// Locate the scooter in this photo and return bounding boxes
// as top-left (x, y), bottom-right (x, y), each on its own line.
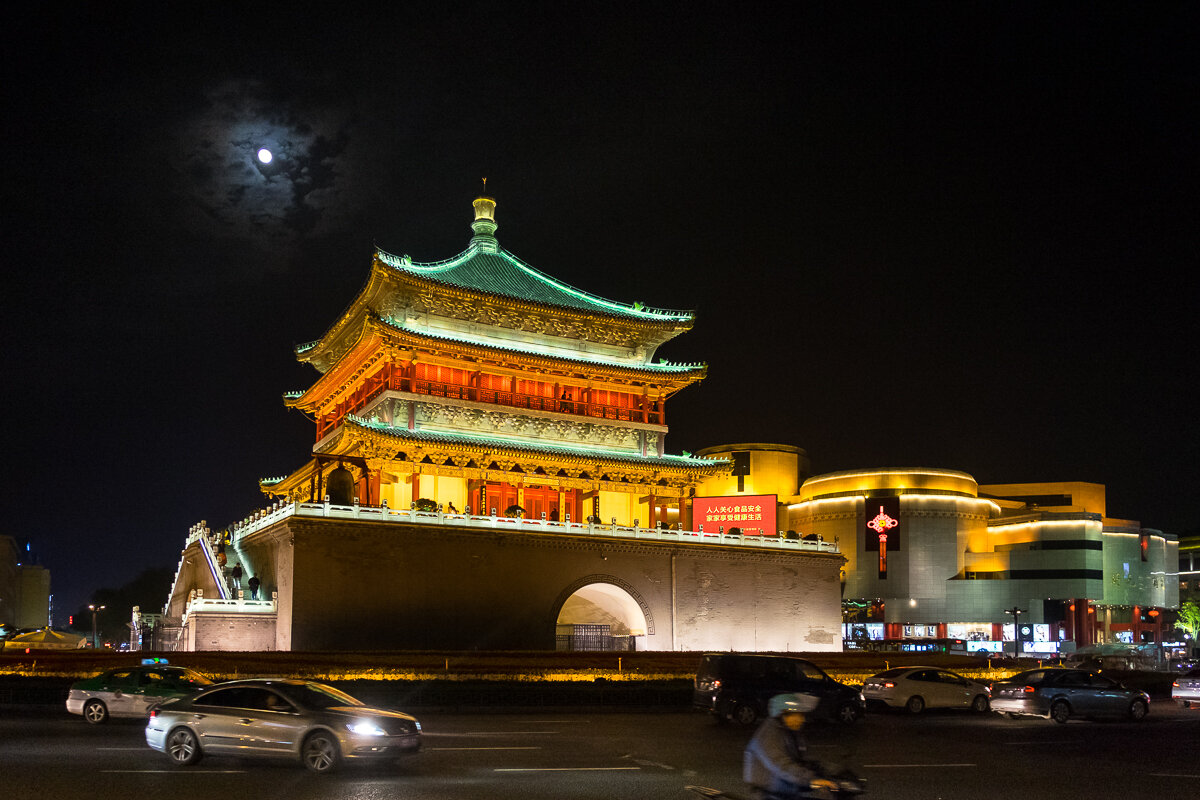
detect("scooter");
top-left (686, 770), bottom-right (866, 800)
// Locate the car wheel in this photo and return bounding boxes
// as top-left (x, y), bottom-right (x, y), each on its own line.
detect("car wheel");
top-left (83, 699), bottom-right (108, 725)
top-left (970, 694), bottom-right (990, 713)
top-left (166, 727), bottom-right (202, 766)
top-left (732, 702), bottom-right (760, 726)
top-left (302, 731), bottom-right (341, 774)
top-left (1129, 699), bottom-right (1148, 721)
top-left (835, 701), bottom-right (861, 724)
top-left (1050, 700), bottom-right (1071, 724)
top-left (905, 695), bottom-right (925, 714)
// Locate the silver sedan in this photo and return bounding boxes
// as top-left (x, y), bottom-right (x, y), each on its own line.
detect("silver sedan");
top-left (1174, 668), bottom-right (1200, 708)
top-left (145, 678), bottom-right (421, 773)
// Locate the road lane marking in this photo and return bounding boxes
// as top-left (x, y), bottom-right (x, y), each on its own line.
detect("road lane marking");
top-left (495, 767), bottom-right (642, 772)
top-left (102, 770), bottom-right (246, 774)
top-left (96, 747), bottom-right (150, 751)
top-left (428, 746), bottom-right (542, 751)
top-left (456, 734), bottom-right (559, 738)
top-left (862, 764), bottom-right (976, 768)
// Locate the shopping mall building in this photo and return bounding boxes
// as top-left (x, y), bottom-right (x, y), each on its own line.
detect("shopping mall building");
top-left (698, 444), bottom-right (1179, 654)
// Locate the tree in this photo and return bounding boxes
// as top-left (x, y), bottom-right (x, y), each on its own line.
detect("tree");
top-left (71, 567), bottom-right (173, 647)
top-left (1176, 599), bottom-right (1200, 641)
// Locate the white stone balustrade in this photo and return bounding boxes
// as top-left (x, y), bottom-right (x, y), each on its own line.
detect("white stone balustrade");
top-left (224, 500), bottom-right (840, 553)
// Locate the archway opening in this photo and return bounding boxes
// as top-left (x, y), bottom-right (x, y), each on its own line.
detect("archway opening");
top-left (555, 582), bottom-right (647, 651)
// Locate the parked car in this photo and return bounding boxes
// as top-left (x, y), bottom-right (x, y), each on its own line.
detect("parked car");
top-left (145, 678), bottom-right (421, 773)
top-left (861, 667), bottom-right (990, 713)
top-left (66, 662), bottom-right (213, 723)
top-left (1172, 667), bottom-right (1200, 708)
top-left (990, 668), bottom-right (1149, 723)
top-left (693, 653), bottom-right (865, 725)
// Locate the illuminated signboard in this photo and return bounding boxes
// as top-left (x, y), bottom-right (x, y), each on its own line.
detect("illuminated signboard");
top-left (692, 494), bottom-right (777, 536)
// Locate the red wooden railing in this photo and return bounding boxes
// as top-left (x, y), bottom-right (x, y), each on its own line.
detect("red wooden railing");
top-left (317, 376), bottom-right (665, 441)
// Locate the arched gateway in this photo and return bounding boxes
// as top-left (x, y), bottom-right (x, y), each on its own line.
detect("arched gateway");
top-left (553, 574), bottom-right (654, 650)
top-left (158, 195), bottom-right (845, 652)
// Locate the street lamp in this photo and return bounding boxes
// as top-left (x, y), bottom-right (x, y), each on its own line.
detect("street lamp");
top-left (1005, 607), bottom-right (1027, 657)
top-left (88, 604), bottom-right (105, 649)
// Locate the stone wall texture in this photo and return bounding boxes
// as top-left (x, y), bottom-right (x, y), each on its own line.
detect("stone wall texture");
top-left (235, 518), bottom-right (844, 652)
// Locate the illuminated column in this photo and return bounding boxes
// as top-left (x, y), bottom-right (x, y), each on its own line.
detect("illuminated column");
top-left (365, 459), bottom-right (385, 507)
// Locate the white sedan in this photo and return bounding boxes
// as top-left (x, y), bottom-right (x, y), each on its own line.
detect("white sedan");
top-left (66, 664), bottom-right (212, 723)
top-left (862, 666), bottom-right (990, 714)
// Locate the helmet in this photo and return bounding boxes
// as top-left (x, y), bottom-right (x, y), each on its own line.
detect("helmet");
top-left (768, 692), bottom-right (819, 717)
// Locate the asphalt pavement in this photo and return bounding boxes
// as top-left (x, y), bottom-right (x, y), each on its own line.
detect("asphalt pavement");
top-left (2, 702), bottom-right (1198, 800)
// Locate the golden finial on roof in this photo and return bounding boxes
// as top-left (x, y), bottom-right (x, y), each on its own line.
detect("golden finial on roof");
top-left (471, 180), bottom-right (498, 251)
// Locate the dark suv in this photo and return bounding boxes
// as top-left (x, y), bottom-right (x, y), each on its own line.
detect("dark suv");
top-left (693, 653), bottom-right (865, 725)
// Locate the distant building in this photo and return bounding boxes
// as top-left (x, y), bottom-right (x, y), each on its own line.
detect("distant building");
top-left (0, 535), bottom-right (51, 632)
top-left (785, 470), bottom-right (1177, 653)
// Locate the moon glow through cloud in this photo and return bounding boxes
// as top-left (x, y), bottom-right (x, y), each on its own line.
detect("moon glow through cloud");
top-left (257, 148), bottom-right (273, 164)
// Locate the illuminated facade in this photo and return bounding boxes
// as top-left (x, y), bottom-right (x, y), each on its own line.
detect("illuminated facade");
top-left (781, 470), bottom-right (1179, 653)
top-left (262, 194), bottom-right (724, 525)
top-left (157, 197), bottom-right (847, 653)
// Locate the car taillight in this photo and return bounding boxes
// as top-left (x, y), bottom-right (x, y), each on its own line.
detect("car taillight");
top-left (1173, 681), bottom-right (1179, 688)
top-left (883, 681), bottom-right (895, 689)
top-left (149, 709), bottom-right (158, 719)
top-left (1024, 685), bottom-right (1036, 693)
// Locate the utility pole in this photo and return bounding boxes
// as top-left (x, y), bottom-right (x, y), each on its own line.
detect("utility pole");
top-left (88, 604), bottom-right (106, 649)
top-left (1005, 606), bottom-right (1026, 657)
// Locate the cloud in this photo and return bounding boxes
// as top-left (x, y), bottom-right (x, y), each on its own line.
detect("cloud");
top-left (165, 79), bottom-right (357, 251)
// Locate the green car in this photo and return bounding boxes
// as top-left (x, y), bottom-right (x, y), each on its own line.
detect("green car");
top-left (66, 663), bottom-right (213, 724)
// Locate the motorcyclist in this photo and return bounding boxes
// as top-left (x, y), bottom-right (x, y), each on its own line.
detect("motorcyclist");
top-left (744, 693), bottom-right (841, 799)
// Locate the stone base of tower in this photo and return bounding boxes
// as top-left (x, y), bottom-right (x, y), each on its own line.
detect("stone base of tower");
top-left (169, 516), bottom-right (845, 653)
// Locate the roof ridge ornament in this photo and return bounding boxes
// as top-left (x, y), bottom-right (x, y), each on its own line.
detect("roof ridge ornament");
top-left (471, 180), bottom-right (499, 253)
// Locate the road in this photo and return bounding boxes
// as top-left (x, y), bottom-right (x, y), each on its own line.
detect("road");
top-left (1, 704), bottom-right (1197, 799)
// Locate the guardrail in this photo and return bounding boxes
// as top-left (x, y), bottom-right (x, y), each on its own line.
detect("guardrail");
top-left (181, 597), bottom-right (276, 627)
top-left (226, 500), bottom-right (839, 554)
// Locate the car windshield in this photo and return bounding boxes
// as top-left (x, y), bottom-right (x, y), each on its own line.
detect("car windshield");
top-left (284, 683), bottom-right (365, 709)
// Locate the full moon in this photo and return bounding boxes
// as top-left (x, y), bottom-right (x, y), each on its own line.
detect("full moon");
top-left (257, 148), bottom-right (273, 164)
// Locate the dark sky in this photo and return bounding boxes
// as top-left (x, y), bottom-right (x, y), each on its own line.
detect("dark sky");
top-left (4, 4), bottom-right (1197, 624)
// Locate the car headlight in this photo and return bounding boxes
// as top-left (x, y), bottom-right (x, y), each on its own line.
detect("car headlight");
top-left (347, 721), bottom-right (387, 736)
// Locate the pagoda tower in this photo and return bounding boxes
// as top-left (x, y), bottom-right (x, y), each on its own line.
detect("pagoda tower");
top-left (264, 194), bottom-right (722, 527)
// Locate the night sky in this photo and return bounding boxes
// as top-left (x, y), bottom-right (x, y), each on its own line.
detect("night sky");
top-left (4, 5), bottom-right (1197, 624)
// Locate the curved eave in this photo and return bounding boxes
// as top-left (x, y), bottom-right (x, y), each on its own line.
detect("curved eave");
top-left (296, 247), bottom-right (697, 370)
top-left (293, 261), bottom-right (392, 368)
top-left (377, 245), bottom-right (695, 325)
top-left (259, 463), bottom-right (316, 497)
top-left (285, 315), bottom-right (707, 414)
top-left (376, 315), bottom-right (707, 377)
top-left (340, 415), bottom-right (728, 475)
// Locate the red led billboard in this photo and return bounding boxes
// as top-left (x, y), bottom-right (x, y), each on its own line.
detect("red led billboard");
top-left (692, 495), bottom-right (777, 536)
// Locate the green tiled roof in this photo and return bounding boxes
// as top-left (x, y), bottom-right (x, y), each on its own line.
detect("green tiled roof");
top-left (377, 246), bottom-right (694, 323)
top-left (345, 415), bottom-right (726, 470)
